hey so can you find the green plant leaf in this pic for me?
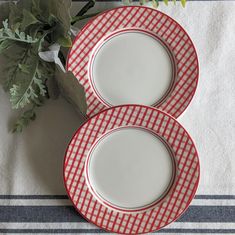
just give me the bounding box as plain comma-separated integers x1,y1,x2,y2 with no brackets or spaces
0,3,11,27
9,41,47,109
12,107,36,133
8,2,22,29
31,0,42,17
181,0,187,7
34,76,47,96
46,74,59,99
163,0,168,6
28,24,41,39
57,35,72,47
37,60,57,99
0,19,38,44
16,0,34,12
18,63,30,74
32,0,73,47
55,67,87,115
0,40,14,53
139,0,146,5
10,84,34,109
152,0,159,7
0,44,31,91
21,9,39,31
41,0,72,33
122,0,131,5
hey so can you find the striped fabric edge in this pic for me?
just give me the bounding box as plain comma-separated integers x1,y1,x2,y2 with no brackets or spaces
0,195,234,233
0,205,234,222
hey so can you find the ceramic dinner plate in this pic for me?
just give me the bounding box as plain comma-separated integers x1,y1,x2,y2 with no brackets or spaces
64,105,200,234
67,6,199,118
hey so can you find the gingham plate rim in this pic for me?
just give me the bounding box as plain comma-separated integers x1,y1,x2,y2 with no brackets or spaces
66,6,199,119
63,104,200,234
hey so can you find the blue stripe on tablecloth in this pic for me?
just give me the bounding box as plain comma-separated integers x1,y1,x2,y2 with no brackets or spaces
0,194,234,199
0,229,234,234
0,205,234,222
195,195,235,199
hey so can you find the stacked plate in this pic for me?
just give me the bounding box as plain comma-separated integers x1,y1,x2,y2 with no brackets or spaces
64,6,200,234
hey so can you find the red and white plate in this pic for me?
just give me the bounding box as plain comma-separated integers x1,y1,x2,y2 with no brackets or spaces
67,6,199,118
64,105,200,234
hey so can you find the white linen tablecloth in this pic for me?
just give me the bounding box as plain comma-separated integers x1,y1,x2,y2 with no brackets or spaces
0,1,234,234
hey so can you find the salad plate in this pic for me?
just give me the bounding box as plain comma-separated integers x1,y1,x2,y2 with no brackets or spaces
67,6,199,118
64,105,200,234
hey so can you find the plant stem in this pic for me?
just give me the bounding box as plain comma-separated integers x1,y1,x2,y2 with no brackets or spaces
75,0,95,17
71,0,97,25
71,12,100,25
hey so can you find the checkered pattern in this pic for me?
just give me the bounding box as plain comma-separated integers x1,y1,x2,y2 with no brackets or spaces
67,6,199,118
64,105,200,234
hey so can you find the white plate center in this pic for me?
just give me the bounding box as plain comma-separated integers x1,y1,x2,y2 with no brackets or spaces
90,31,174,106
87,127,174,210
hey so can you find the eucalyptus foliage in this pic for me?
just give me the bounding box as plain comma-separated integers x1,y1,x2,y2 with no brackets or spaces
0,0,95,132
